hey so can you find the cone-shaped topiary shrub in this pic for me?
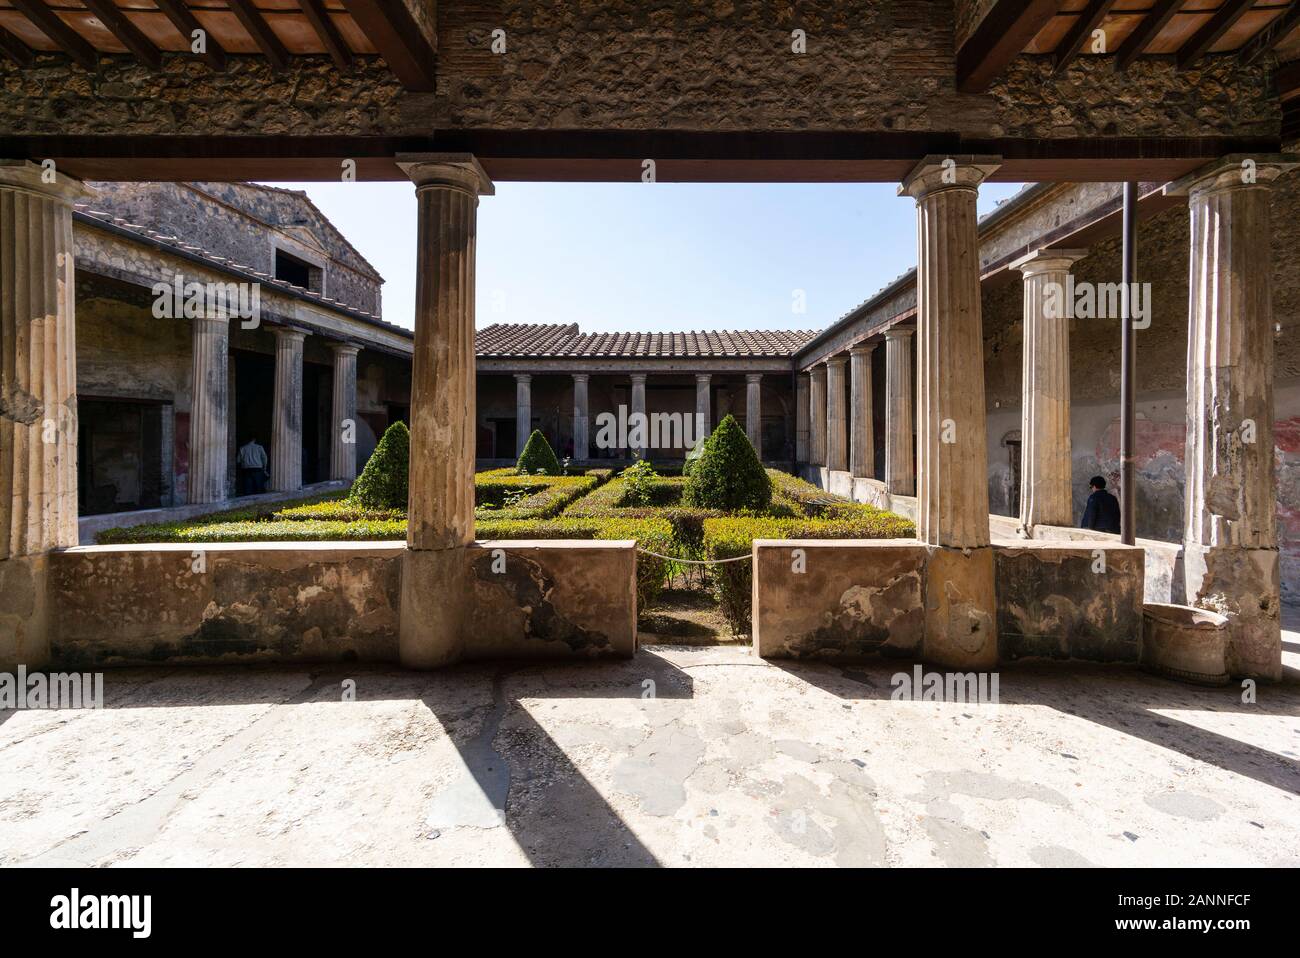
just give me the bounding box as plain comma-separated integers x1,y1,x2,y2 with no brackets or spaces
350,420,409,510
516,429,563,476
683,414,772,512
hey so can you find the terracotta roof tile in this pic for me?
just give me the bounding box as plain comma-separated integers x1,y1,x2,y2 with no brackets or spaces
475,323,817,359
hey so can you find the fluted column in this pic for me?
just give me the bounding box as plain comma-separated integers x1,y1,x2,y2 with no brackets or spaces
795,372,810,462
396,154,493,668
1013,249,1086,534
695,373,712,443
825,357,848,472
630,373,647,458
745,373,763,454
850,343,877,478
901,155,1001,669
1168,155,1298,680
572,373,589,460
0,161,89,670
269,327,306,493
514,373,532,455
809,364,827,466
188,315,231,503
329,344,360,482
884,327,915,495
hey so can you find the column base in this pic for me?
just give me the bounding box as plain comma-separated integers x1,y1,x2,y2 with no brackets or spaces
0,555,52,671
399,547,469,669
1184,544,1281,681
923,546,998,671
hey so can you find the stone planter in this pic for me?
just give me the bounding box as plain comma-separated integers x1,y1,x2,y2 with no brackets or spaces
1141,603,1230,686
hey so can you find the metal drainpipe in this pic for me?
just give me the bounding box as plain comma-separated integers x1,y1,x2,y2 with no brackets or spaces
1120,182,1138,546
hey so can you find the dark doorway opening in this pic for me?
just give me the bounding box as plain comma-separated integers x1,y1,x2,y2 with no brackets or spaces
233,350,275,497
78,399,166,515
303,361,332,485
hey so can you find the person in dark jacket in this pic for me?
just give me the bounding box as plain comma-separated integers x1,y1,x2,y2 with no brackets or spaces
1080,475,1121,534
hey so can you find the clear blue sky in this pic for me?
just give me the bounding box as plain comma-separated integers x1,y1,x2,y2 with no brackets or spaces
268,181,1027,333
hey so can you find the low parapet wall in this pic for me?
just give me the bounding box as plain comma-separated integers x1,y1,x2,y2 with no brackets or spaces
45,540,637,668
752,537,1145,666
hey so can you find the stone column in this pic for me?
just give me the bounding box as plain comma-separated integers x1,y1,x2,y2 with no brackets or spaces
0,162,88,670
328,344,360,482
695,373,712,445
269,327,306,493
188,313,230,504
1013,249,1087,534
1167,155,1298,681
884,327,915,495
795,372,810,462
850,343,877,478
395,154,493,668
901,155,1001,669
809,364,827,466
745,373,763,454
514,373,532,455
572,373,589,461
630,373,647,458
825,357,848,472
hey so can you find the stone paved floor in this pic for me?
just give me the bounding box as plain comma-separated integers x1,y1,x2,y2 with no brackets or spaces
2,640,1298,867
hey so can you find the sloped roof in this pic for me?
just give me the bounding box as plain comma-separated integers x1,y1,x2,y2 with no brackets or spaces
476,323,817,359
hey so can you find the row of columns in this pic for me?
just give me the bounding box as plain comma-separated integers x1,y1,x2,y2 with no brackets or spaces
188,322,361,503
511,370,765,459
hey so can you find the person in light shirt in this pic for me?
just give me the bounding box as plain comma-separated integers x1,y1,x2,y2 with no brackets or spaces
237,437,269,496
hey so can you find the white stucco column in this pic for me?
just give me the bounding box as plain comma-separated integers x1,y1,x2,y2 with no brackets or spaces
795,372,810,463
849,343,877,479
695,373,712,445
884,327,915,496
0,161,88,669
630,373,647,458
1167,154,1298,681
901,155,1001,669
514,373,532,456
572,373,589,461
269,327,306,493
1012,249,1087,534
329,343,360,482
395,154,493,668
188,313,231,504
809,364,827,467
825,357,848,472
745,373,763,454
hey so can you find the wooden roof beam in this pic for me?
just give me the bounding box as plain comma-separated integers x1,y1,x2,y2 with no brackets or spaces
1114,0,1182,72
227,0,290,70
80,0,162,70
153,0,227,71
1178,0,1256,70
300,0,353,70
9,0,98,70
956,0,1062,93
0,25,34,67
1240,0,1300,64
340,0,437,91
1054,0,1117,74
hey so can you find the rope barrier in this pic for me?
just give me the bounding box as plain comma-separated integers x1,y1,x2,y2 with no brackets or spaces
635,547,751,565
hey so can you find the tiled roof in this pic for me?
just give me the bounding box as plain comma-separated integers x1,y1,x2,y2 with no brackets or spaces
476,323,817,358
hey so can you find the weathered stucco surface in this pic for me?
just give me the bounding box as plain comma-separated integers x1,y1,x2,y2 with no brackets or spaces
0,555,50,671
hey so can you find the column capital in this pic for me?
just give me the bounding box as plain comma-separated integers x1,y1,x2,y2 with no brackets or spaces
825,354,848,369
746,373,763,384
1010,248,1089,277
899,155,1001,200
272,326,307,345
0,160,95,204
849,341,879,357
514,372,532,383
695,372,712,384
884,325,914,340
396,153,495,197
1165,154,1300,198
630,373,647,384
571,372,588,383
328,342,361,358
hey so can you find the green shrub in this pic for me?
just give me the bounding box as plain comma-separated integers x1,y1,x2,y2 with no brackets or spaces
350,421,409,510
622,459,659,506
684,415,772,512
474,475,598,520
516,429,563,476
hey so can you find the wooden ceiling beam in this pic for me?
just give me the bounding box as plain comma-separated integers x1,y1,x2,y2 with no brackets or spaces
1177,0,1256,70
340,0,437,91
0,25,34,67
1240,0,1300,64
956,0,1062,93
80,0,162,70
300,0,353,70
1114,0,1182,72
9,0,98,70
153,0,227,71
227,0,290,70
1054,0,1117,74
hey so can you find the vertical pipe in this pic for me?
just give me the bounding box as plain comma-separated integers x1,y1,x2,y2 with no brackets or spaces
1120,182,1138,545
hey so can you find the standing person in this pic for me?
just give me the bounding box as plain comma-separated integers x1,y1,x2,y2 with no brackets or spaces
237,437,269,496
1080,475,1121,534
